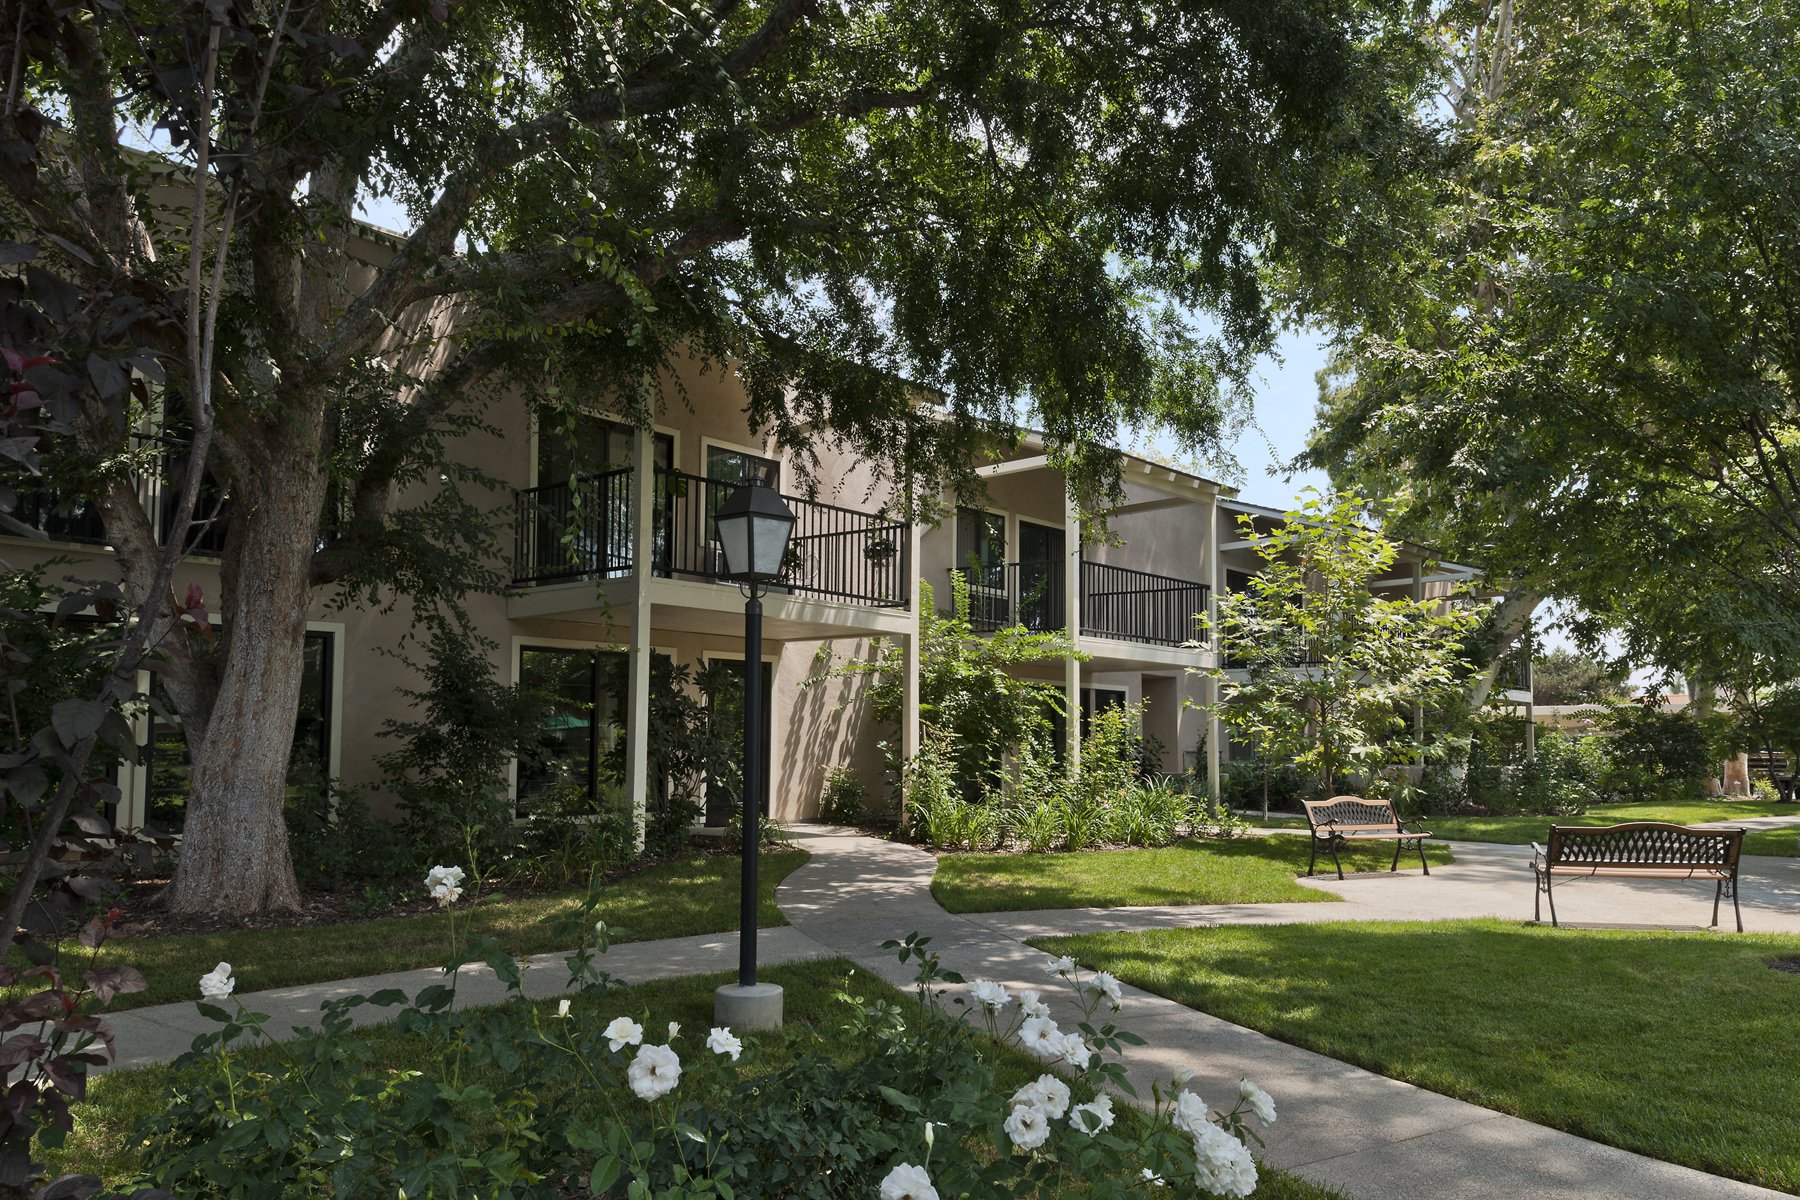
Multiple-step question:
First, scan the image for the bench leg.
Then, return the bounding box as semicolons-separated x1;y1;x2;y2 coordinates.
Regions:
1390;839;1402;873
1712;878;1722;929
1417;839;1430;876
1735;878;1743;934
1330;838;1344;882
1307;838;1319;878
1533;868;1541;923
1545;872;1559;927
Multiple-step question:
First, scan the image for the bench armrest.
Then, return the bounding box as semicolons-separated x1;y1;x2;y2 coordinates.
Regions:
1397;818;1431;835
1310;816;1338;835
1530;841;1547;871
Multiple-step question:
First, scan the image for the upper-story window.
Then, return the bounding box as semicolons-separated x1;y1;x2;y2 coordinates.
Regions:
705;444;779;489
536;414;671;486
956;506;1006;590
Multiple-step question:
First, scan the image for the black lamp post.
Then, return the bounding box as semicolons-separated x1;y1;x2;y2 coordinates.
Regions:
711;479;796;1026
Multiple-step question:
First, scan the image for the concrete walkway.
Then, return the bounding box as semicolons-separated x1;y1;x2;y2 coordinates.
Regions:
103;925;830;1072
973;838;1800;940
778;826;1791;1200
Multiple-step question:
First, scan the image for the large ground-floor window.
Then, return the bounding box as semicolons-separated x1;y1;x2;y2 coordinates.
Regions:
516;645;630;812
144;629;334;832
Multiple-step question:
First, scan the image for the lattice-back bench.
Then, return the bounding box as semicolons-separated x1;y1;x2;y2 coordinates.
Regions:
1301;796;1434;880
1531;822;1745;931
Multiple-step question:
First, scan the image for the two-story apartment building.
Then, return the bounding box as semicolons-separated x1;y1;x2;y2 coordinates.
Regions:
9;223;1527;836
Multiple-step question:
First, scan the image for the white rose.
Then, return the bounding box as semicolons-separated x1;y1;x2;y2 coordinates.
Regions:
1015;1074;1070;1120
556;998;572;1019
1173;1066;1197;1086
879;1162;939;1200
424;864;466;907
1044;955;1076;976
1003;1101;1050;1150
1058;1031;1093;1070
1085;970;1123;1010
668;1021;681;1040
706;1026;743;1062
198;962;234;1000
1141;1167;1168;1187
1191;1120;1258;1198
1171;1090;1210;1135
1239;1077;1276;1125
1071;1094;1115;1134
604;1016;644;1052
1018;988;1050;1019
967;978;1011;1011
1018;1016;1064;1060
626;1043;682;1101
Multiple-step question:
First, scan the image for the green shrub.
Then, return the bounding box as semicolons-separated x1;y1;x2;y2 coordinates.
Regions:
1004;795;1065;852
1513;731;1603;816
1599;702;1718;804
817;765;869;824
1107;776;1189;847
901;735;998;849
137;925;1275;1200
283;763;404;890
510;780;636;887
1219;756;1306;813
377;630;547;871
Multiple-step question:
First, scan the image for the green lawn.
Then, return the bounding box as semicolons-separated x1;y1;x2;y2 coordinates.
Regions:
931;836;1455;914
1039;919;1800;1193
60;850;807;1012
55;957;1343;1199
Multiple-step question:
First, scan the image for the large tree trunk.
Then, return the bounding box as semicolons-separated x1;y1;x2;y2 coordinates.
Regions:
165;429;325;915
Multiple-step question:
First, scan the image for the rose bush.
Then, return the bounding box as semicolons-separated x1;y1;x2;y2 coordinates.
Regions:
127;872;1273;1197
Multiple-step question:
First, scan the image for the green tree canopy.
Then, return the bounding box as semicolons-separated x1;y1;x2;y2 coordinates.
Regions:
2;0;1436;913
1305;0;1800;683
1531;647;1632;707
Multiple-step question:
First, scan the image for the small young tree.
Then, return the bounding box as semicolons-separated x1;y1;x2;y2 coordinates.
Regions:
1205;492;1480;802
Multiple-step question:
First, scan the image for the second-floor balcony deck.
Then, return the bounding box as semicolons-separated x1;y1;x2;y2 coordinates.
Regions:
514;467;910;609
958;560;1210;649
6;433;230;557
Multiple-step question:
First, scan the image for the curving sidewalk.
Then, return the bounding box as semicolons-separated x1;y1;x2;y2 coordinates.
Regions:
776;825;1789;1200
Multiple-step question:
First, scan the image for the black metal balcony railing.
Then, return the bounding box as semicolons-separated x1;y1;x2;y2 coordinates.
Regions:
958;559;1210;648
514;467;910;608
1503;653;1533;693
1080;560;1211;647
4;433;229;556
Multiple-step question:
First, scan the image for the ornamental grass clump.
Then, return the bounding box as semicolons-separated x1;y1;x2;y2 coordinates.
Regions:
133;873;1271;1197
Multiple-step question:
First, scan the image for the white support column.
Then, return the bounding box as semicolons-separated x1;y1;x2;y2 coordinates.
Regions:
1203;492;1223;799
902;484;924;765
1064;486;1082;772
1412;559;1426;745
624;425;656;854
1525;700;1537;762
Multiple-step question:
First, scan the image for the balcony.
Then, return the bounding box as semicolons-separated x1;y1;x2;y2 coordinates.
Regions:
514;467;910;608
5;433;229;556
958;560;1210;648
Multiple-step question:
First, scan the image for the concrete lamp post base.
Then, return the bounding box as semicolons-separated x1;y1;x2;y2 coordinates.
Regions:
714;982;784;1032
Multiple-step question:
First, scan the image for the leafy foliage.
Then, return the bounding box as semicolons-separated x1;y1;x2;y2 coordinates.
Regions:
3;0;1436;910
1597;701;1723;806
1531;648;1632;707
1206;492;1480;801
848;574;1083;799
1308;0;1800;679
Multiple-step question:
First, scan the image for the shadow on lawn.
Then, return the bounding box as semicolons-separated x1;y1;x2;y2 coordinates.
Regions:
1045;919;1800;1193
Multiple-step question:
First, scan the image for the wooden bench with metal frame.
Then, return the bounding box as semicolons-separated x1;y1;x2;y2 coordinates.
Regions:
1301;795;1434;880
1531;822;1745;932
